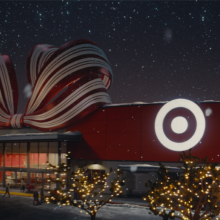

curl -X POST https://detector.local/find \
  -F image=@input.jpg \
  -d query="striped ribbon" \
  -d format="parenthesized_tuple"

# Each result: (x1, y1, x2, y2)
(0, 39, 112, 131)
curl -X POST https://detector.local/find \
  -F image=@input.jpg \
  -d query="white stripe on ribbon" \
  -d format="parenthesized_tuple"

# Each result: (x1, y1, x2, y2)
(0, 90, 7, 112)
(0, 56, 14, 114)
(26, 43, 112, 114)
(30, 44, 53, 86)
(24, 92, 111, 128)
(27, 58, 112, 114)
(38, 47, 58, 74)
(25, 78, 106, 121)
(0, 41, 113, 131)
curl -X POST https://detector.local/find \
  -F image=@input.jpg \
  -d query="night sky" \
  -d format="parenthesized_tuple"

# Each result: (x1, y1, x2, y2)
(0, 1, 220, 113)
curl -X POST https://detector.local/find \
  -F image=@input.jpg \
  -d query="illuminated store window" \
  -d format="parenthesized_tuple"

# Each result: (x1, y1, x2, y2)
(5, 143, 12, 167)
(39, 142, 48, 169)
(61, 142, 67, 164)
(0, 171, 3, 186)
(30, 172, 35, 186)
(0, 143, 3, 167)
(30, 172, 42, 189)
(20, 143, 27, 168)
(43, 173, 50, 190)
(5, 171, 15, 187)
(48, 142, 58, 166)
(16, 172, 27, 189)
(50, 173, 57, 190)
(36, 173, 43, 189)
(30, 142, 38, 168)
(12, 143, 19, 167)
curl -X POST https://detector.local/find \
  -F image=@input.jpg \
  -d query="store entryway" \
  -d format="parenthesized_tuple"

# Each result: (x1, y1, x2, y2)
(30, 172, 57, 190)
(5, 171, 27, 189)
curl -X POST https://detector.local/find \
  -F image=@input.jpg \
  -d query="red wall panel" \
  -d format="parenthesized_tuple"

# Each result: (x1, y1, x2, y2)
(141, 117, 155, 133)
(204, 118, 220, 134)
(141, 105, 161, 120)
(106, 133, 140, 148)
(141, 131, 160, 148)
(191, 143, 220, 163)
(72, 134, 106, 160)
(197, 132, 220, 147)
(106, 106, 141, 120)
(68, 119, 106, 134)
(67, 102, 220, 162)
(83, 108, 106, 121)
(106, 146, 140, 161)
(106, 119, 140, 133)
(141, 146, 180, 162)
(198, 103, 220, 117)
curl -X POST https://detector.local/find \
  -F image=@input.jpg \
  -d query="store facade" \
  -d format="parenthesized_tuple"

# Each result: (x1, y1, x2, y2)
(0, 100, 219, 195)
(64, 100, 220, 196)
(0, 39, 219, 195)
(0, 129, 81, 189)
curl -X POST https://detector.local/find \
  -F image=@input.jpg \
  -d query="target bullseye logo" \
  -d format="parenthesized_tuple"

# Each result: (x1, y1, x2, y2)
(155, 99, 206, 151)
(171, 116, 188, 134)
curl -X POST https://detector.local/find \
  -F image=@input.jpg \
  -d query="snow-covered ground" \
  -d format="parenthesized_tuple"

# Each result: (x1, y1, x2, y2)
(66, 203, 161, 220)
(0, 195, 160, 220)
(0, 195, 219, 220)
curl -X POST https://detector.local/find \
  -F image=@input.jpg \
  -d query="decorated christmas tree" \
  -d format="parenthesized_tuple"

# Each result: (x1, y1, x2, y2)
(143, 150, 220, 220)
(45, 152, 125, 220)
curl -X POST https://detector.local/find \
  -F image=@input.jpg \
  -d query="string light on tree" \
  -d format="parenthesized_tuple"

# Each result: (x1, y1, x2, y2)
(45, 151, 125, 220)
(143, 150, 220, 220)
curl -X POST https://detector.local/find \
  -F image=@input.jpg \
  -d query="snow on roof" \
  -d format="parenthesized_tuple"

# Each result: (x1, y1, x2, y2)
(104, 100, 220, 108)
(199, 100, 220, 103)
(103, 101, 167, 108)
(118, 164, 181, 173)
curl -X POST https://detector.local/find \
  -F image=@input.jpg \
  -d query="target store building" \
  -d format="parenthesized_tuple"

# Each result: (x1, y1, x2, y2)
(0, 99, 218, 196)
(66, 99, 219, 196)
(0, 39, 218, 196)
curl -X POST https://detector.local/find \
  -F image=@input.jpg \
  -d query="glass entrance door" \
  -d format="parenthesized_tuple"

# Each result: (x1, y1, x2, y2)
(0, 171, 3, 187)
(5, 171, 16, 188)
(5, 171, 27, 189)
(43, 173, 50, 190)
(43, 173, 57, 190)
(16, 172, 27, 189)
(30, 172, 43, 189)
(36, 173, 43, 189)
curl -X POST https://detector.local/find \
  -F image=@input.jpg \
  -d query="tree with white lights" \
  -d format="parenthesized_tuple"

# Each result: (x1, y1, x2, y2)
(143, 150, 220, 220)
(45, 152, 125, 220)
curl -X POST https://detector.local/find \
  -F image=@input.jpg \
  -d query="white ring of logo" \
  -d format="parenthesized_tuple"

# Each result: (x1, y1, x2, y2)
(154, 99, 206, 151)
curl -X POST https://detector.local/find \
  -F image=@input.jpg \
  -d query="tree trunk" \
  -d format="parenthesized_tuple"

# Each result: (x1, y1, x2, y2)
(91, 213, 96, 220)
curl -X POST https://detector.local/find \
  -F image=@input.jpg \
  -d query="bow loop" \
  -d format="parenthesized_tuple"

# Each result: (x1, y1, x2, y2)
(0, 54, 18, 116)
(26, 39, 112, 115)
(0, 39, 112, 131)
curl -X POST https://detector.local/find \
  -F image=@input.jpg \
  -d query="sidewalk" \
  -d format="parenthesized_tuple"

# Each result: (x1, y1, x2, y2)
(0, 187, 39, 197)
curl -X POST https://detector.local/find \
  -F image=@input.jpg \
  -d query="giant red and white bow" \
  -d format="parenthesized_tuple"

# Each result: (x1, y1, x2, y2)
(0, 39, 112, 131)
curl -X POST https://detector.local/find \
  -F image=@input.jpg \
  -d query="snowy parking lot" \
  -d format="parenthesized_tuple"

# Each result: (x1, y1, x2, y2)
(1, 195, 220, 220)
(0, 195, 161, 220)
